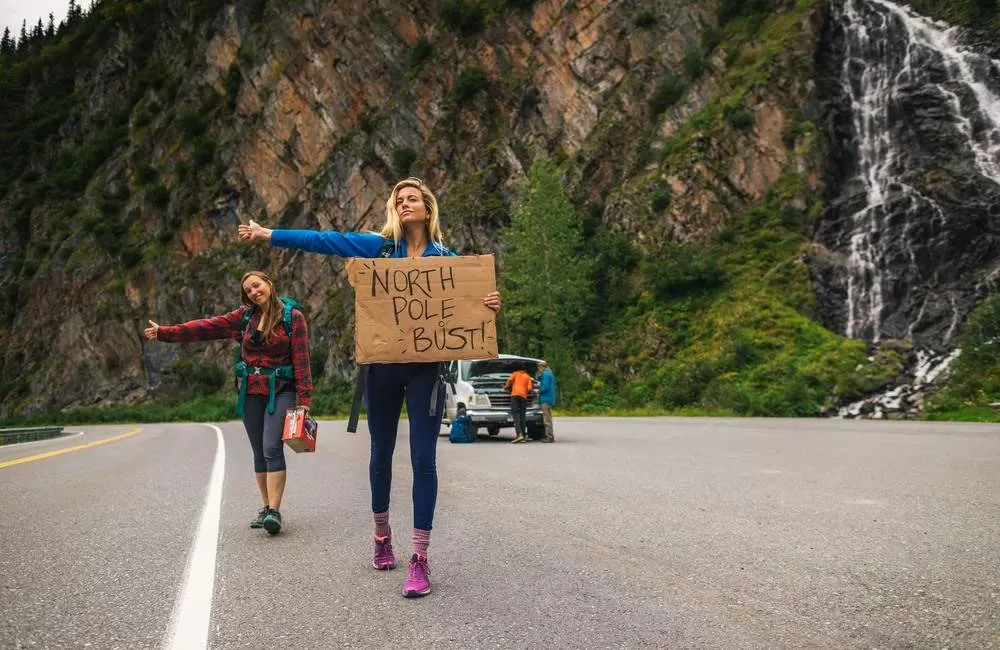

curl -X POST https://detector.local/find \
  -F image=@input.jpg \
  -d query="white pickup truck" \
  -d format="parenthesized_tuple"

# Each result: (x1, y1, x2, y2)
(442, 354, 545, 440)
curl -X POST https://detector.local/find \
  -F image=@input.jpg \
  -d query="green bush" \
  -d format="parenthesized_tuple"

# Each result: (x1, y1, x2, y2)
(179, 111, 207, 138)
(643, 245, 728, 300)
(522, 86, 541, 111)
(224, 63, 242, 111)
(649, 186, 671, 213)
(649, 76, 686, 117)
(927, 294, 1000, 412)
(718, 0, 769, 24)
(725, 104, 755, 130)
(136, 164, 158, 185)
(166, 360, 227, 396)
(442, 0, 486, 36)
(148, 184, 171, 208)
(392, 147, 418, 177)
(192, 136, 216, 167)
(634, 9, 656, 27)
(455, 67, 488, 104)
(682, 49, 706, 80)
(411, 38, 434, 68)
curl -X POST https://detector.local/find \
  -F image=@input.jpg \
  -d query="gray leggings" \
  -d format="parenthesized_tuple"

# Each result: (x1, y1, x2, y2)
(241, 390, 294, 473)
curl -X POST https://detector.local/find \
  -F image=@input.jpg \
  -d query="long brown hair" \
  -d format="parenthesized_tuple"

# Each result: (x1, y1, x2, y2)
(239, 271, 282, 343)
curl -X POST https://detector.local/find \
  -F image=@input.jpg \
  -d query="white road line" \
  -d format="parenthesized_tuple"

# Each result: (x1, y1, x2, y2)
(164, 424, 226, 650)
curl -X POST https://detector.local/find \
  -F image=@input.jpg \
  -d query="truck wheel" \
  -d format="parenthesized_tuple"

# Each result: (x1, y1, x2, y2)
(527, 423, 545, 440)
(487, 425, 500, 436)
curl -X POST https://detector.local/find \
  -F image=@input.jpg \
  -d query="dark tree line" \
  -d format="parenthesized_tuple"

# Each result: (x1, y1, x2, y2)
(1, 0, 94, 61)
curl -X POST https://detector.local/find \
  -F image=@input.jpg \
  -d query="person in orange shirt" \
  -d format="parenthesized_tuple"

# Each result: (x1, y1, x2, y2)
(504, 368, 534, 444)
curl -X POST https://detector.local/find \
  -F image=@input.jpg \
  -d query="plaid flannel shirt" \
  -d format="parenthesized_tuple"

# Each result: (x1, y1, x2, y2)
(158, 306, 313, 408)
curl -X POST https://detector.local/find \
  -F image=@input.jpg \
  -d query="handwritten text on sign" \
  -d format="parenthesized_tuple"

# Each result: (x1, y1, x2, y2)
(346, 254, 499, 363)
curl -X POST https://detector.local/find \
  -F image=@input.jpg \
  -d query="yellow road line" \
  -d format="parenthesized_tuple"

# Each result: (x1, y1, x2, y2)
(0, 427, 142, 470)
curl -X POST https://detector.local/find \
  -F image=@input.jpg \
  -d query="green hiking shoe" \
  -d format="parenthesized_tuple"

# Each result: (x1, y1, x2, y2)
(263, 508, 282, 535)
(250, 506, 269, 529)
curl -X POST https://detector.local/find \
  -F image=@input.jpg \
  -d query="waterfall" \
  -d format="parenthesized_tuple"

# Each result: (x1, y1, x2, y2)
(830, 0, 1000, 343)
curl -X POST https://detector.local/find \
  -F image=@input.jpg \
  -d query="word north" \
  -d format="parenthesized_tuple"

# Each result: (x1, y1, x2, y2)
(369, 267, 457, 298)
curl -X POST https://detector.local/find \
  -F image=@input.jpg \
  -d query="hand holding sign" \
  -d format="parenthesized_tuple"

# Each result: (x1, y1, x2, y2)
(346, 255, 499, 363)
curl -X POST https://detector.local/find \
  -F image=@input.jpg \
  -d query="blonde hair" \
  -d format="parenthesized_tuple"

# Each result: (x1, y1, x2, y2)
(239, 270, 283, 343)
(380, 177, 445, 250)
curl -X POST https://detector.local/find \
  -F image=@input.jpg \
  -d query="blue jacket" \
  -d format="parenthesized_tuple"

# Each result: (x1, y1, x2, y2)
(270, 230, 455, 258)
(538, 368, 557, 405)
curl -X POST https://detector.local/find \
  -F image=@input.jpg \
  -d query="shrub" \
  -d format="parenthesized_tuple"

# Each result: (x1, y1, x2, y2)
(725, 105, 755, 130)
(455, 67, 488, 104)
(148, 184, 171, 208)
(411, 38, 433, 68)
(224, 63, 242, 111)
(633, 9, 656, 27)
(643, 245, 728, 300)
(442, 0, 485, 36)
(682, 49, 706, 80)
(192, 136, 216, 167)
(649, 75, 686, 117)
(179, 111, 207, 138)
(718, 0, 769, 24)
(136, 164, 158, 185)
(649, 186, 671, 213)
(392, 147, 418, 177)
(522, 86, 541, 111)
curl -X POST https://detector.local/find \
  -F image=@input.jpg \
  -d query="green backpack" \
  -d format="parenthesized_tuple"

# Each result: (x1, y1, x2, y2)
(233, 296, 302, 416)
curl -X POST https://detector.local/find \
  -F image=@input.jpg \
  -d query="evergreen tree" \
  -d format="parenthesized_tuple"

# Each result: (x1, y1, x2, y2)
(1, 28, 12, 58)
(47, 14, 56, 39)
(499, 156, 594, 385)
(19, 20, 28, 49)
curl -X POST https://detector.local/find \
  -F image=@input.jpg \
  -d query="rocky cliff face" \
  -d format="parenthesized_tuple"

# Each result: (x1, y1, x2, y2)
(2, 0, 736, 415)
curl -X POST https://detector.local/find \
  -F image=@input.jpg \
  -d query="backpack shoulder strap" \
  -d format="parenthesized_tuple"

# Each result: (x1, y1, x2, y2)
(238, 304, 253, 335)
(278, 296, 298, 336)
(379, 239, 397, 258)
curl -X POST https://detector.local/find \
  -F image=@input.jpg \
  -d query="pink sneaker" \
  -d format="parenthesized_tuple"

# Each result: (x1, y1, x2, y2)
(402, 554, 431, 598)
(372, 537, 396, 570)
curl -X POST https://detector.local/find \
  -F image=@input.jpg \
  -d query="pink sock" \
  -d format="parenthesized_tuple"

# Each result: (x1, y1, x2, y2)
(412, 528, 431, 560)
(374, 511, 390, 540)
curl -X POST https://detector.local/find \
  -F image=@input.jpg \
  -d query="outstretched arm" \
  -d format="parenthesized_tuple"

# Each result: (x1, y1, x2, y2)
(238, 219, 385, 258)
(145, 308, 246, 343)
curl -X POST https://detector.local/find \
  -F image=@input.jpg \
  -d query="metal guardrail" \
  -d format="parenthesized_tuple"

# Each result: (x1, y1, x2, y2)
(0, 426, 65, 446)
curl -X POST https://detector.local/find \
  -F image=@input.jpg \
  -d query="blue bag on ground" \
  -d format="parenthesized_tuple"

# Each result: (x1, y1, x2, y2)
(448, 415, 475, 443)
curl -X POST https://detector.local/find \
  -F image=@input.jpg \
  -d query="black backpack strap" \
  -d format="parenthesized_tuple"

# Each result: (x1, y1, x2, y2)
(347, 365, 368, 433)
(428, 361, 453, 417)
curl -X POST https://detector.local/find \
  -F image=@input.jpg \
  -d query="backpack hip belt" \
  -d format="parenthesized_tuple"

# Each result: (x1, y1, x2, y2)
(234, 360, 295, 416)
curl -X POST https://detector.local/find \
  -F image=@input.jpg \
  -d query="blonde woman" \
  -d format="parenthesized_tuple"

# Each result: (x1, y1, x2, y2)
(144, 271, 312, 535)
(238, 178, 501, 598)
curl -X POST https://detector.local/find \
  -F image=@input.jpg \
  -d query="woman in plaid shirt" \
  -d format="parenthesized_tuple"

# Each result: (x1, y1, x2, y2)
(239, 177, 501, 598)
(144, 270, 312, 535)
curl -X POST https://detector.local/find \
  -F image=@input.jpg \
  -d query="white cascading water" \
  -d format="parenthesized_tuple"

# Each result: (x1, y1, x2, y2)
(835, 0, 1000, 342)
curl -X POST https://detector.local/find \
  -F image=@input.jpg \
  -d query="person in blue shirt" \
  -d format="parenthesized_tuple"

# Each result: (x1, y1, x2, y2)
(537, 361, 557, 443)
(238, 177, 501, 598)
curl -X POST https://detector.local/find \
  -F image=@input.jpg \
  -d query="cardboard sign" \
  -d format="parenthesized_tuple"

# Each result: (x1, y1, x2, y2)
(346, 254, 499, 363)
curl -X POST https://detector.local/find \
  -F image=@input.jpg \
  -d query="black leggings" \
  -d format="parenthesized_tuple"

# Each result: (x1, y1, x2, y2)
(241, 390, 294, 473)
(510, 395, 527, 437)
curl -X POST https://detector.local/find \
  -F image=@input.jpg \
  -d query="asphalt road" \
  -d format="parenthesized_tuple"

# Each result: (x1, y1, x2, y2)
(1, 417, 997, 649)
